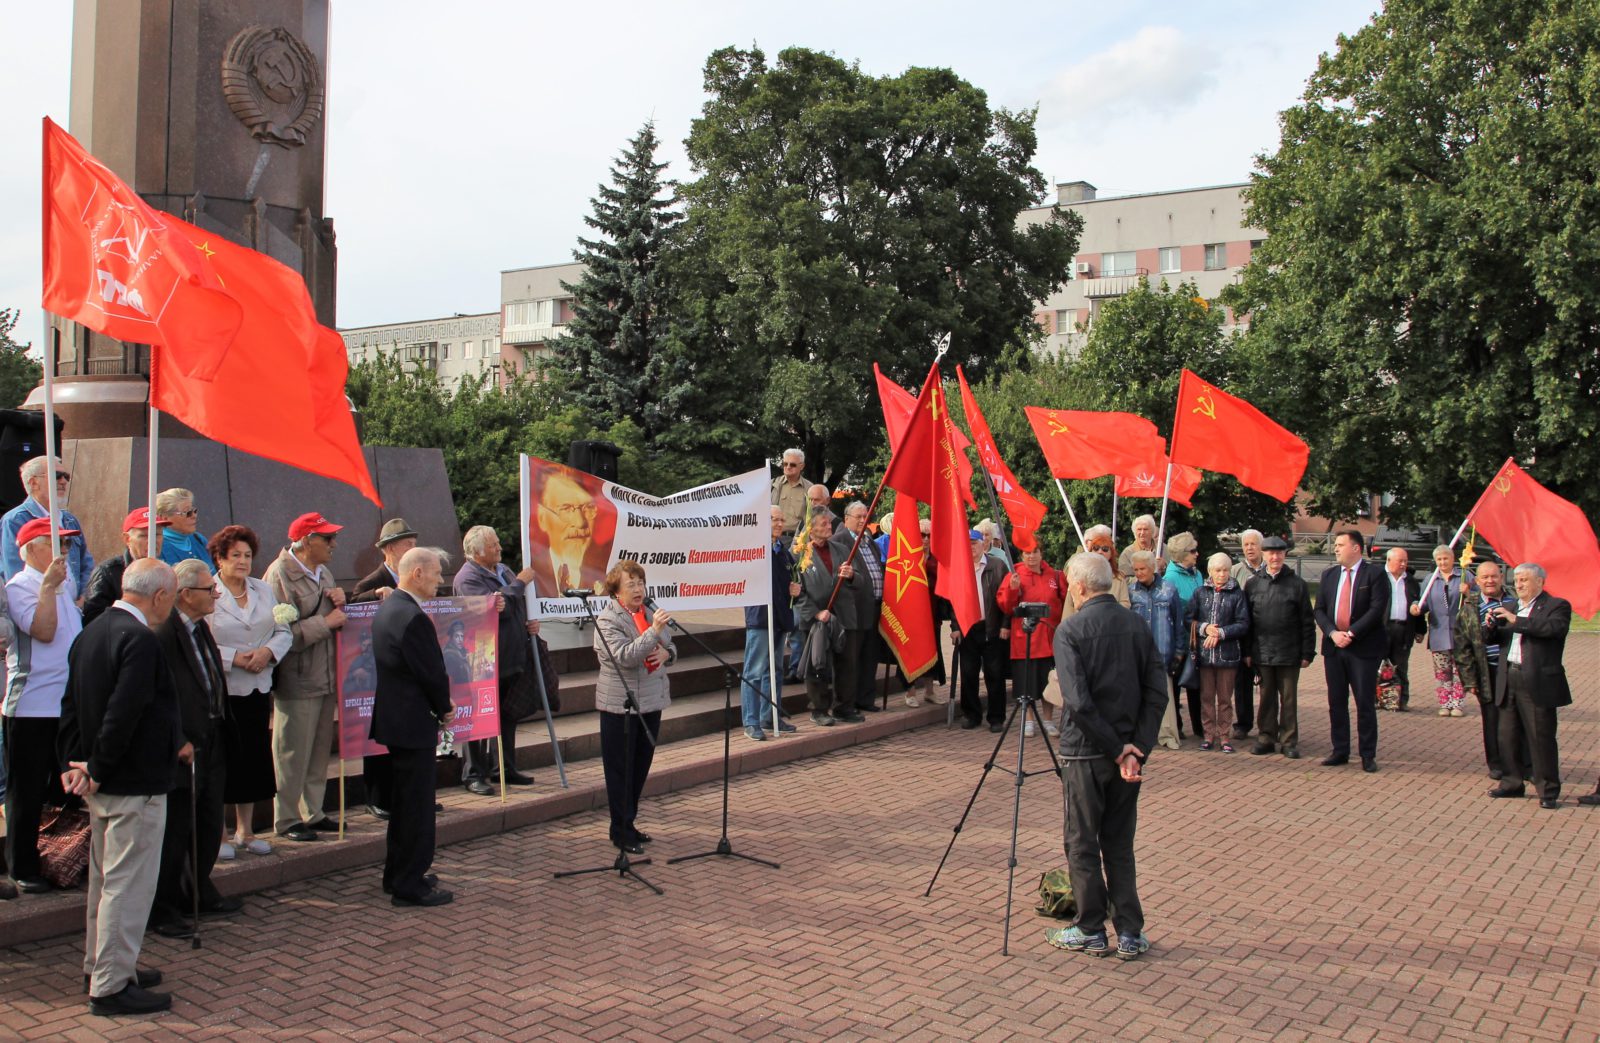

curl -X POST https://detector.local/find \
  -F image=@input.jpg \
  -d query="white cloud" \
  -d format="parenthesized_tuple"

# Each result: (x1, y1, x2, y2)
(1036, 26, 1221, 131)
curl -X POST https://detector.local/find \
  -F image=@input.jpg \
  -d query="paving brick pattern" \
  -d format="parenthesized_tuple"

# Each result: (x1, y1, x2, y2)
(2, 636, 1596, 1041)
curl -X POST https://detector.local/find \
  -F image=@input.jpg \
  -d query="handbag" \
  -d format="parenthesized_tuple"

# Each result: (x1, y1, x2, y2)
(1376, 659, 1402, 712)
(1034, 868, 1077, 919)
(38, 804, 92, 890)
(1177, 651, 1198, 690)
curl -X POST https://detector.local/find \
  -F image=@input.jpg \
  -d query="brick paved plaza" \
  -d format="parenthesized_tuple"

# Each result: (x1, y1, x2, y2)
(2, 636, 1596, 1041)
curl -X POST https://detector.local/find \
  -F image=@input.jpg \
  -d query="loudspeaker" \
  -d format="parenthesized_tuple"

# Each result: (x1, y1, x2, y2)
(0, 409, 65, 514)
(567, 439, 620, 483)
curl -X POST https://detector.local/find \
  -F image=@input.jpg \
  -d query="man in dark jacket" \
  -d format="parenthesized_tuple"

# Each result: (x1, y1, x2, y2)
(80, 508, 168, 626)
(349, 517, 417, 817)
(1313, 531, 1389, 772)
(1046, 552, 1167, 962)
(1244, 536, 1317, 758)
(371, 547, 456, 906)
(956, 530, 1011, 732)
(1486, 563, 1572, 809)
(1379, 547, 1425, 710)
(58, 558, 182, 1015)
(741, 506, 800, 740)
(147, 560, 238, 938)
(831, 501, 888, 715)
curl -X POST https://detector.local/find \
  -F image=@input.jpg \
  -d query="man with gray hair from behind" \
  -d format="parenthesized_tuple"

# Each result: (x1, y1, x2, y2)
(1045, 552, 1167, 962)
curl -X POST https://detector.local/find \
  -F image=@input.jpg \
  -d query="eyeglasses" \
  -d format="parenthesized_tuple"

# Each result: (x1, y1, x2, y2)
(1088, 543, 1114, 554)
(182, 585, 217, 594)
(782, 462, 800, 469)
(53, 471, 71, 482)
(313, 532, 337, 542)
(540, 501, 598, 523)
(174, 508, 198, 518)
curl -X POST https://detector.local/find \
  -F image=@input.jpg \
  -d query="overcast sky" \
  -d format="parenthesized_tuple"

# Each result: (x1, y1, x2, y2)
(0, 1, 1378, 334)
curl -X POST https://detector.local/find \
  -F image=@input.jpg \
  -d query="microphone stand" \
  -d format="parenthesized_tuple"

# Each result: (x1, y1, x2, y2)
(552, 593, 661, 894)
(661, 602, 780, 872)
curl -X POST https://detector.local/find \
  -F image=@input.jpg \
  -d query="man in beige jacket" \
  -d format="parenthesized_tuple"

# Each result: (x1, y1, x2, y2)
(264, 512, 347, 842)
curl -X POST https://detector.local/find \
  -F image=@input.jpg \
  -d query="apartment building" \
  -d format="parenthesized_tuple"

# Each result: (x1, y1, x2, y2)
(340, 311, 503, 390)
(499, 261, 584, 380)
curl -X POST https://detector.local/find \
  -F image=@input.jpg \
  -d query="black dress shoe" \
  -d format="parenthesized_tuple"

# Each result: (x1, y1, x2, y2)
(391, 888, 453, 908)
(199, 894, 243, 916)
(835, 712, 866, 724)
(89, 982, 173, 1016)
(366, 804, 391, 821)
(306, 817, 339, 832)
(1539, 798, 1560, 810)
(499, 769, 535, 786)
(1283, 746, 1300, 760)
(960, 718, 982, 730)
(383, 873, 438, 895)
(277, 822, 317, 842)
(150, 918, 195, 939)
(629, 829, 653, 844)
(1249, 742, 1275, 756)
(434, 802, 444, 813)
(1487, 786, 1526, 798)
(1321, 754, 1349, 767)
(1576, 792, 1600, 806)
(612, 837, 645, 855)
(988, 722, 1006, 733)
(12, 876, 53, 894)
(1361, 758, 1378, 773)
(85, 966, 162, 993)
(466, 779, 495, 796)
(857, 703, 882, 713)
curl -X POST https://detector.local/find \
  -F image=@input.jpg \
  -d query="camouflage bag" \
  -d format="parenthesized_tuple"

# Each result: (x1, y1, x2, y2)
(1034, 868, 1077, 919)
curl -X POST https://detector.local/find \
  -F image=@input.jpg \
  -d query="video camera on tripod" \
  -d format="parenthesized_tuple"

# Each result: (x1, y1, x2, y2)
(1013, 601, 1051, 623)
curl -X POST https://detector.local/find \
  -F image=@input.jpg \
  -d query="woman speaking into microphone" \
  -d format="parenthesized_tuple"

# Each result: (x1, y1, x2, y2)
(593, 561, 677, 854)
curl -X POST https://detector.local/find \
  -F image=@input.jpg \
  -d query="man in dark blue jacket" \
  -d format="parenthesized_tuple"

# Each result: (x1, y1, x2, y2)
(1046, 552, 1167, 962)
(742, 506, 800, 740)
(371, 548, 456, 907)
(1313, 531, 1390, 772)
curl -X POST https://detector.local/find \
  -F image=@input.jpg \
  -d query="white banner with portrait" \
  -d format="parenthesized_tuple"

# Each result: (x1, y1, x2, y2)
(518, 455, 771, 619)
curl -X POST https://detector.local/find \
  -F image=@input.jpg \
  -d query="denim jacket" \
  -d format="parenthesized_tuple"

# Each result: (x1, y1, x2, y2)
(1129, 577, 1184, 665)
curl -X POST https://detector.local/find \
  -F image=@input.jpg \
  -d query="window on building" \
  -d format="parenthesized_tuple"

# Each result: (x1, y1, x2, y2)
(1055, 310, 1073, 334)
(466, 341, 478, 359)
(1101, 251, 1136, 277)
(442, 343, 451, 359)
(491, 338, 501, 355)
(1204, 243, 1226, 270)
(1159, 247, 1181, 274)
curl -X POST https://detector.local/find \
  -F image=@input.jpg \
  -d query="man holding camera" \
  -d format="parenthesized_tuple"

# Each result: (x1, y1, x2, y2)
(1046, 552, 1167, 961)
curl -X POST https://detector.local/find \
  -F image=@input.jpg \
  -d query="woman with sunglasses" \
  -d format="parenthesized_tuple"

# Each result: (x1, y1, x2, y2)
(156, 487, 216, 571)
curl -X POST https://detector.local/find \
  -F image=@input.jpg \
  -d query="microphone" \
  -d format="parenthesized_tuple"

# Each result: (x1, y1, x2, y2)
(563, 588, 599, 598)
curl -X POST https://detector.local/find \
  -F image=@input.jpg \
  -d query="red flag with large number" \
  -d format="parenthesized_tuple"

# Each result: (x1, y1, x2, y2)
(955, 365, 1046, 551)
(878, 494, 939, 680)
(1116, 461, 1203, 508)
(1467, 458, 1600, 617)
(1024, 407, 1168, 480)
(882, 365, 981, 635)
(874, 363, 976, 509)
(1168, 369, 1307, 502)
(41, 118, 379, 504)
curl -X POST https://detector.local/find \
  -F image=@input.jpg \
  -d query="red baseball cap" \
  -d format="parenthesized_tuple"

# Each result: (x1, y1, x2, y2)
(288, 512, 342, 541)
(122, 507, 173, 533)
(16, 517, 80, 547)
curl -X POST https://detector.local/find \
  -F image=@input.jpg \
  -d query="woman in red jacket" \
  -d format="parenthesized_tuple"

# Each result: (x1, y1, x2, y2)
(996, 543, 1066, 737)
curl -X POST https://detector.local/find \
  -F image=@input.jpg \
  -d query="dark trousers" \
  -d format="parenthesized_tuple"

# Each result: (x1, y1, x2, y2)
(1384, 621, 1415, 707)
(384, 745, 439, 899)
(3, 715, 64, 881)
(1013, 656, 1052, 703)
(957, 631, 1008, 724)
(1062, 757, 1144, 938)
(152, 740, 225, 925)
(466, 673, 524, 782)
(1232, 664, 1256, 734)
(854, 630, 884, 710)
(363, 754, 392, 810)
(1499, 667, 1561, 800)
(1255, 664, 1301, 749)
(600, 709, 660, 842)
(1325, 649, 1380, 760)
(1478, 662, 1529, 775)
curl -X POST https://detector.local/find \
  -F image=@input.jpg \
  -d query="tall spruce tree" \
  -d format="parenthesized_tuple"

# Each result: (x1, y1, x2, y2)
(554, 122, 681, 442)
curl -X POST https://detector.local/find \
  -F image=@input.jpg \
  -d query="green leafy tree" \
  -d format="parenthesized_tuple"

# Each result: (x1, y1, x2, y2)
(1229, 0, 1600, 524)
(673, 46, 1081, 484)
(552, 122, 683, 444)
(0, 308, 43, 410)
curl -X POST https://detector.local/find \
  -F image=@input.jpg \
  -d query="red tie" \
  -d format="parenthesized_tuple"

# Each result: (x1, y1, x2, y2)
(1335, 567, 1354, 630)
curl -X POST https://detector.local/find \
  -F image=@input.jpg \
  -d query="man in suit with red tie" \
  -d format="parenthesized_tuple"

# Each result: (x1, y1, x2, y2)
(1486, 563, 1572, 809)
(370, 547, 456, 907)
(1313, 531, 1389, 772)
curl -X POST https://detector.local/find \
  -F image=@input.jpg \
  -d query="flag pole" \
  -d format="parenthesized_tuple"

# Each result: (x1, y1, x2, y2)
(1111, 488, 1119, 545)
(1154, 462, 1176, 558)
(975, 465, 1014, 569)
(148, 398, 160, 557)
(1414, 510, 1482, 611)
(767, 535, 782, 737)
(40, 316, 61, 559)
(1050, 478, 1087, 548)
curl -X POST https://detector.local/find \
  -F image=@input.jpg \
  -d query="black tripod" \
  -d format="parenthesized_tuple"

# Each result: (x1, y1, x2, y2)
(925, 612, 1061, 955)
(553, 595, 662, 894)
(666, 618, 780, 872)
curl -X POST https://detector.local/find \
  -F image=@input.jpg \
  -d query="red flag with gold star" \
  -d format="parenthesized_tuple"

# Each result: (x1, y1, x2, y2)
(1468, 458, 1600, 617)
(878, 493, 938, 680)
(41, 117, 378, 504)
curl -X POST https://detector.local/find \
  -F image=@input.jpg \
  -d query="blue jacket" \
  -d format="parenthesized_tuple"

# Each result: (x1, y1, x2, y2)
(1419, 572, 1473, 652)
(1128, 576, 1184, 666)
(1, 499, 94, 593)
(1189, 579, 1251, 667)
(159, 529, 216, 572)
(745, 538, 797, 633)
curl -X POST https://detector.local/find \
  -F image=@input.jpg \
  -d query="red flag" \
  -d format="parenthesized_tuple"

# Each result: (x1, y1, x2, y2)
(1168, 369, 1307, 502)
(1116, 461, 1203, 508)
(1467, 459, 1600, 617)
(878, 494, 938, 680)
(955, 365, 1046, 550)
(882, 365, 981, 635)
(41, 118, 241, 370)
(1024, 407, 1168, 480)
(874, 363, 976, 509)
(41, 118, 378, 504)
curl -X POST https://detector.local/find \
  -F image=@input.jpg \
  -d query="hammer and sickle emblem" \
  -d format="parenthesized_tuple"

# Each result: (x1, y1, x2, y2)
(1193, 394, 1217, 419)
(1046, 412, 1071, 437)
(1494, 473, 1513, 495)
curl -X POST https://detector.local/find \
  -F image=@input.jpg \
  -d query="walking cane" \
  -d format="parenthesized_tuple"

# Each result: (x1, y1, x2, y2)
(190, 751, 202, 950)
